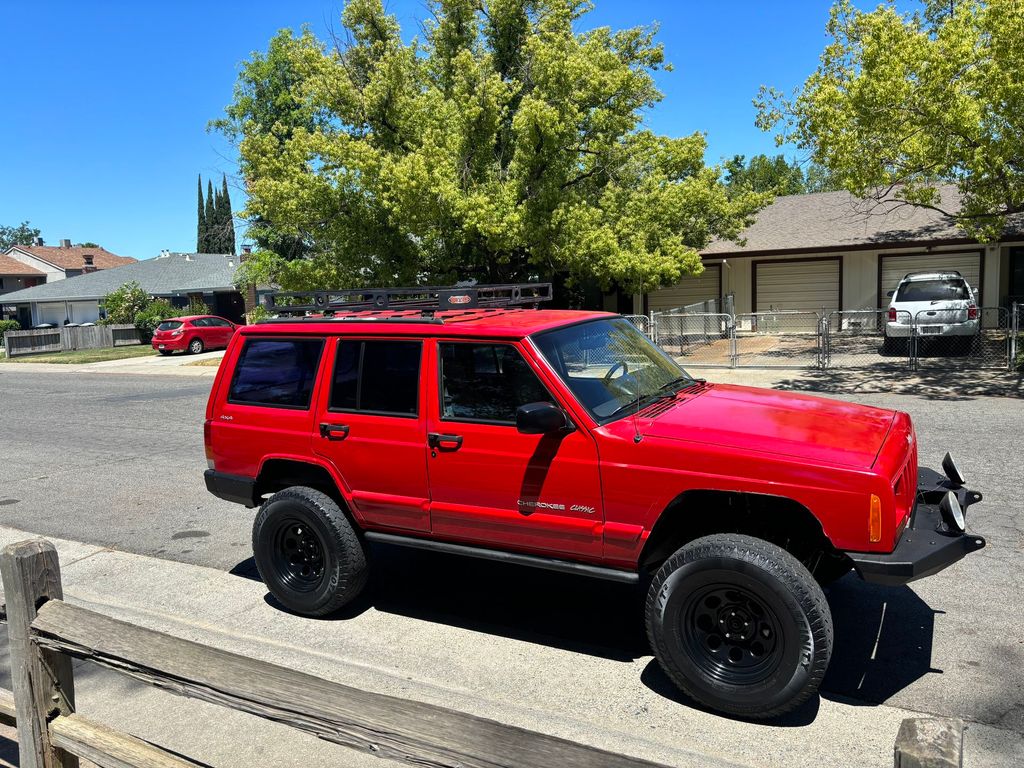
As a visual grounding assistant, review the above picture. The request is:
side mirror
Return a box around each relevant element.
[516,402,568,434]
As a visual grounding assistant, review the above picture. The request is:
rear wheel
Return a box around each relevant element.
[188,338,204,355]
[646,534,832,719]
[252,486,368,616]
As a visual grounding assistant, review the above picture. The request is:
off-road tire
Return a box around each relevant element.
[645,534,832,719]
[252,486,368,617]
[188,338,204,355]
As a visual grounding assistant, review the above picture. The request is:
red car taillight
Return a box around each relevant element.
[888,308,897,321]
[967,305,978,320]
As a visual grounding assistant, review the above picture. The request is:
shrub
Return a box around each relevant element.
[186,295,210,315]
[0,319,20,348]
[101,282,150,325]
[134,299,176,341]
[245,305,270,324]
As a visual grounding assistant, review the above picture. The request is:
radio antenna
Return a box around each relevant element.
[633,376,642,444]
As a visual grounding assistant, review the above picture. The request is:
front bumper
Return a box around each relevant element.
[846,466,986,586]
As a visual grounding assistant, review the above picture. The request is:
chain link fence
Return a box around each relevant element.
[621,303,1020,372]
[733,311,822,368]
[911,307,1011,370]
[825,309,913,369]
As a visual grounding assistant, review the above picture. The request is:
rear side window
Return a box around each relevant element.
[229,338,325,409]
[329,340,421,416]
[157,321,182,331]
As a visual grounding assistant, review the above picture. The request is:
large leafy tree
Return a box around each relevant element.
[756,0,1024,240]
[0,221,41,251]
[216,0,767,294]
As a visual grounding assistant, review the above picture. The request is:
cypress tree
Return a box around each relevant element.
[205,180,216,253]
[196,175,206,252]
[220,174,236,254]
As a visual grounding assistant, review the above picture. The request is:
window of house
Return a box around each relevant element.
[228,338,325,409]
[438,342,551,424]
[329,339,421,416]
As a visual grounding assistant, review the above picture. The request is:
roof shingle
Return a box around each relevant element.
[0,254,45,276]
[703,184,1024,256]
[7,244,135,271]
[0,252,240,303]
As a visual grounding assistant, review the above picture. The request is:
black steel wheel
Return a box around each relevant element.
[646,533,832,719]
[679,584,784,686]
[252,486,367,616]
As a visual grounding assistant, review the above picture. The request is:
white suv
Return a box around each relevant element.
[883,271,979,353]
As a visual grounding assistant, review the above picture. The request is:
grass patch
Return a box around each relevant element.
[185,356,225,367]
[1,345,157,364]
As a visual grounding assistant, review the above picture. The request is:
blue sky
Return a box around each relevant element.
[0,1,851,260]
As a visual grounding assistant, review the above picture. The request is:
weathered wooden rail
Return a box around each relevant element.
[2,325,139,357]
[0,539,669,768]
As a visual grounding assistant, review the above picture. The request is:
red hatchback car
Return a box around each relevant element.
[152,315,238,355]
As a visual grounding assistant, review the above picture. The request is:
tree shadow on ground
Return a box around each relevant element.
[774,367,1022,401]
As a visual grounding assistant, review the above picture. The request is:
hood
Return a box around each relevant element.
[645,384,895,468]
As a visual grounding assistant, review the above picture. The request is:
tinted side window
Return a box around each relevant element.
[229,338,325,409]
[329,340,421,416]
[439,343,550,423]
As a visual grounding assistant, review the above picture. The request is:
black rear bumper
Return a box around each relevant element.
[846,467,986,586]
[204,470,257,508]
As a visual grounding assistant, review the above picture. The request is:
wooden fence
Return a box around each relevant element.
[2,325,139,357]
[0,539,668,768]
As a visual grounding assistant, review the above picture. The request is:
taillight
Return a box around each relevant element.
[204,419,215,468]
[887,308,897,322]
[171,329,183,336]
[967,305,978,320]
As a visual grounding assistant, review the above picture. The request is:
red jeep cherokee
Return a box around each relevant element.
[204,284,985,719]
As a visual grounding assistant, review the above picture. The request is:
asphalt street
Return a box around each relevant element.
[0,368,1022,765]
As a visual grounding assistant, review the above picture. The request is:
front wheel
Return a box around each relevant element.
[645,534,832,719]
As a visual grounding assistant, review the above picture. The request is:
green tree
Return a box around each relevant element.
[756,0,1024,240]
[216,0,768,294]
[197,175,207,252]
[75,242,100,248]
[0,221,41,251]
[204,180,216,252]
[724,154,807,196]
[220,174,236,254]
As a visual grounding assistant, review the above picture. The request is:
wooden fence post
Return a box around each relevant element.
[0,540,78,768]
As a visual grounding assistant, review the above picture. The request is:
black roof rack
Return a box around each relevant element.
[903,270,962,280]
[262,282,553,317]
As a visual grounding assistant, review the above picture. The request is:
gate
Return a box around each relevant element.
[733,311,823,368]
[652,312,734,367]
[825,309,913,369]
[912,307,1011,370]
[622,314,652,338]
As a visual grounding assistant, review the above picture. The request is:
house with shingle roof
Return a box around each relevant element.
[3,238,136,283]
[0,251,250,328]
[640,184,1024,317]
[0,254,46,296]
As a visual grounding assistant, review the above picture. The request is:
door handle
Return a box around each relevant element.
[427,432,463,450]
[319,423,350,441]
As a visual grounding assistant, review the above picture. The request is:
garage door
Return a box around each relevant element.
[648,263,721,312]
[36,302,67,326]
[754,259,840,313]
[879,252,982,306]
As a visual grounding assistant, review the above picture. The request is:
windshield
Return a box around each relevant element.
[896,279,969,302]
[532,317,694,422]
[157,321,183,331]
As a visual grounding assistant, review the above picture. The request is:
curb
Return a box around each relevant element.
[894,718,963,768]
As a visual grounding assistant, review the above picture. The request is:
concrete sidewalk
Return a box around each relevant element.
[0,526,1019,768]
